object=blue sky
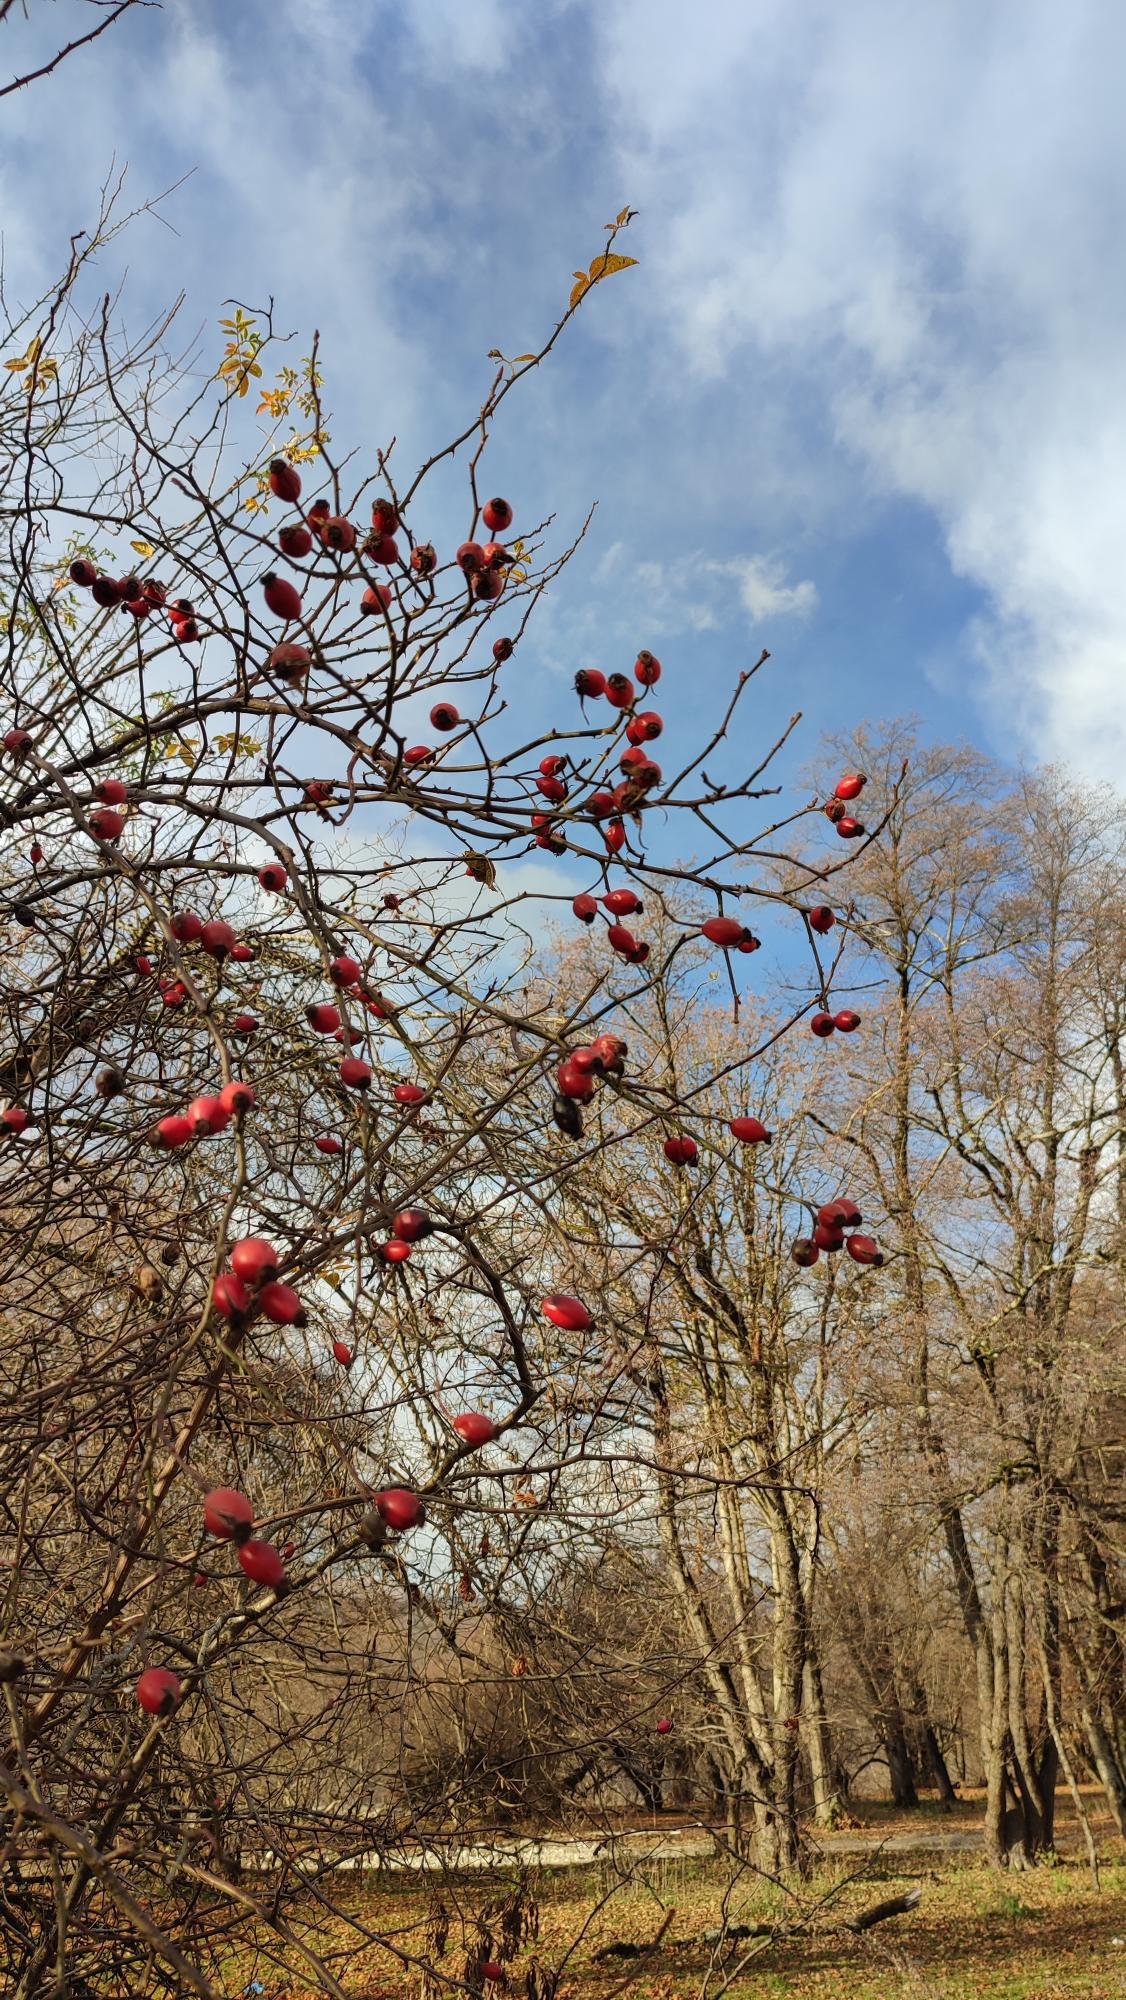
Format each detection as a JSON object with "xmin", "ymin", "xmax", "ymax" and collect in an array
[{"xmin": 4, "ymin": 0, "xmax": 1126, "ymax": 793}]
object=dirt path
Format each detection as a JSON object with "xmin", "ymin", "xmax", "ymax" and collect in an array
[{"xmin": 317, "ymin": 1824, "xmax": 984, "ymax": 1873}]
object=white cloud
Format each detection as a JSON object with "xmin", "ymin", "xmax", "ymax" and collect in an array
[
  {"xmin": 722, "ymin": 555, "xmax": 817, "ymax": 625},
  {"xmin": 593, "ymin": 0, "xmax": 1126, "ymax": 777}
]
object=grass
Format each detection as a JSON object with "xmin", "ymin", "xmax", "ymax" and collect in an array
[{"xmin": 188, "ymin": 1850, "xmax": 1126, "ymax": 1999}]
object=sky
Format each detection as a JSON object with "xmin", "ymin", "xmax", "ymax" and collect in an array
[{"xmin": 3, "ymin": 0, "xmax": 1125, "ymax": 794}]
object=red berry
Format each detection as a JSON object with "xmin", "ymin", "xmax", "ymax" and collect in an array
[
  {"xmin": 557, "ymin": 1058, "xmax": 595, "ymax": 1100},
  {"xmin": 664, "ymin": 1135, "xmax": 698, "ymax": 1165},
  {"xmin": 307, "ymin": 1003, "xmax": 341, "ymax": 1034},
  {"xmin": 410, "ymin": 542, "xmax": 437, "ymax": 577},
  {"xmin": 262, "ymin": 573, "xmax": 303, "ymax": 621},
  {"xmin": 371, "ymin": 497, "xmax": 399, "ymax": 536},
  {"xmin": 278, "ymin": 523, "xmax": 312, "ymax": 560},
  {"xmin": 834, "ymin": 1009, "xmax": 860, "ymax": 1032},
  {"xmin": 316, "ymin": 1134, "xmax": 343, "ymax": 1154},
  {"xmin": 730, "ymin": 1116, "xmax": 771, "ymax": 1143},
  {"xmin": 656, "ymin": 1717, "xmax": 673, "ymax": 1735},
  {"xmin": 381, "ymin": 1238, "xmax": 412, "ymax": 1263},
  {"xmin": 219, "ymin": 1079, "xmax": 255, "ymax": 1116},
  {"xmin": 153, "ymin": 1113, "xmax": 192, "ymax": 1149},
  {"xmin": 268, "ymin": 643, "xmax": 310, "ymax": 682},
  {"xmin": 482, "ymin": 497, "xmax": 513, "ymax": 533},
  {"xmin": 791, "ymin": 1237, "xmax": 820, "ymax": 1268},
  {"xmin": 258, "ymin": 1280, "xmax": 305, "ymax": 1326},
  {"xmin": 203, "ymin": 1487, "xmax": 254, "ymax": 1541},
  {"xmin": 230, "ymin": 942, "xmax": 254, "ymax": 963},
  {"xmin": 257, "ymin": 862, "xmax": 288, "ymax": 893},
  {"xmin": 834, "ymin": 772, "xmax": 866, "ymax": 801},
  {"xmin": 201, "ymin": 918, "xmax": 236, "ymax": 959},
  {"xmin": 575, "ymin": 668, "xmax": 607, "ymax": 700},
  {"xmin": 238, "ymin": 1539, "xmax": 287, "ymax": 1588},
  {"xmin": 69, "ymin": 558, "xmax": 98, "ymax": 587},
  {"xmin": 605, "ymin": 673, "xmax": 634, "ymax": 710},
  {"xmin": 361, "ymin": 583, "xmax": 392, "ymax": 615},
  {"xmin": 633, "ymin": 710, "xmax": 663, "ymax": 741},
  {"xmin": 2, "ymin": 1106, "xmax": 30, "ymax": 1135},
  {"xmin": 846, "ymin": 1232, "xmax": 882, "ymax": 1266},
  {"xmin": 394, "ymin": 1082, "xmax": 427, "ymax": 1106},
  {"xmin": 330, "ymin": 955, "xmax": 362, "ymax": 987},
  {"xmin": 482, "ymin": 1965, "xmax": 504, "ymax": 1986},
  {"xmin": 602, "ymin": 888, "xmax": 642, "ymax": 916},
  {"xmin": 95, "ymin": 777, "xmax": 128, "ymax": 805},
  {"xmin": 89, "ymin": 807, "xmax": 125, "ymax": 841},
  {"xmin": 813, "ymin": 1220, "xmax": 845, "ymax": 1252},
  {"xmin": 161, "ymin": 983, "xmax": 188, "ymax": 1011},
  {"xmin": 404, "ymin": 745, "xmax": 432, "ymax": 766},
  {"xmin": 572, "ymin": 892, "xmax": 598, "ymax": 923},
  {"xmin": 634, "ymin": 650, "xmax": 661, "ymax": 685},
  {"xmin": 269, "ymin": 458, "xmax": 302, "ymax": 503},
  {"xmin": 430, "ymin": 701, "xmax": 460, "ymax": 732},
  {"xmin": 824, "ymin": 1197, "xmax": 862, "ymax": 1228},
  {"xmin": 541, "ymin": 1293, "xmax": 591, "ymax": 1332},
  {"xmin": 456, "ymin": 541, "xmax": 486, "ymax": 574},
  {"xmin": 322, "ymin": 515, "xmax": 356, "ymax": 553},
  {"xmin": 134, "ymin": 954, "xmax": 153, "ymax": 976},
  {"xmin": 808, "ymin": 906, "xmax": 835, "ymax": 935},
  {"xmin": 212, "ymin": 1273, "xmax": 251, "ymax": 1318},
  {"xmin": 188, "ymin": 1094, "xmax": 231, "ymax": 1137},
  {"xmin": 701, "ymin": 916, "xmax": 747, "ymax": 949},
  {"xmin": 454, "ymin": 1412, "xmax": 498, "ymax": 1447},
  {"xmin": 304, "ymin": 780, "xmax": 335, "ymax": 806},
  {"xmin": 332, "ymin": 1340, "xmax": 353, "ymax": 1367},
  {"xmin": 339, "ymin": 1056, "xmax": 372, "ymax": 1090},
  {"xmin": 91, "ymin": 575, "xmax": 125, "ymax": 607},
  {"xmin": 136, "ymin": 1667, "xmax": 181, "ymax": 1715},
  {"xmin": 29, "ymin": 842, "xmax": 43, "ymax": 864},
  {"xmin": 376, "ymin": 1487, "xmax": 426, "ymax": 1531},
  {"xmin": 170, "ymin": 911, "xmax": 203, "ymax": 944},
  {"xmin": 835, "ymin": 816, "xmax": 865, "ymax": 840},
  {"xmin": 810, "ymin": 1012, "xmax": 835, "ymax": 1037},
  {"xmin": 230, "ymin": 1237, "xmax": 278, "ymax": 1286},
  {"xmin": 492, "ymin": 636, "xmax": 514, "ymax": 662},
  {"xmin": 393, "ymin": 1207, "xmax": 432, "ymax": 1243},
  {"xmin": 367, "ymin": 534, "xmax": 399, "ymax": 565},
  {"xmin": 604, "ymin": 818, "xmax": 626, "ymax": 854}
]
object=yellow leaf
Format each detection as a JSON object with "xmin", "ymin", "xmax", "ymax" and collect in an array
[
  {"xmin": 615, "ymin": 205, "xmax": 634, "ymax": 227},
  {"xmin": 513, "ymin": 353, "xmax": 538, "ymax": 363},
  {"xmin": 130, "ymin": 540, "xmax": 154, "ymax": 559},
  {"xmin": 569, "ymin": 275, "xmax": 590, "ymax": 307},
  {"xmin": 587, "ymin": 252, "xmax": 638, "ymax": 283},
  {"xmin": 177, "ymin": 745, "xmax": 195, "ymax": 766}
]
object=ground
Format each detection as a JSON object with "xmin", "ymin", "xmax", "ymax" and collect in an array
[{"xmin": 166, "ymin": 1793, "xmax": 1126, "ymax": 1996}]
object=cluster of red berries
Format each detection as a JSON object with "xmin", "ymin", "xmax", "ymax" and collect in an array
[
  {"xmin": 66, "ymin": 559, "xmax": 201, "ymax": 644},
  {"xmin": 261, "ymin": 465, "xmax": 516, "ymax": 631},
  {"xmin": 552, "ymin": 1033, "xmax": 628, "ymax": 1138},
  {"xmin": 152, "ymin": 1079, "xmax": 254, "ymax": 1150},
  {"xmin": 791, "ymin": 1198, "xmax": 883, "ymax": 1269},
  {"xmin": 211, "ymin": 1234, "xmax": 304, "ymax": 1325},
  {"xmin": 824, "ymin": 770, "xmax": 867, "ymax": 839}
]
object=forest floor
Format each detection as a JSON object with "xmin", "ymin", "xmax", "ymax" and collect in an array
[{"xmin": 202, "ymin": 1790, "xmax": 1126, "ymax": 1999}]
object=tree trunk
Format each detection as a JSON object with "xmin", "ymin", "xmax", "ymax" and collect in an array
[{"xmin": 803, "ymin": 1651, "xmax": 844, "ymax": 1826}]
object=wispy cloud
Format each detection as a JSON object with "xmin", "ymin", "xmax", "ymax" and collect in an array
[{"xmin": 592, "ymin": 0, "xmax": 1126, "ymax": 775}]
